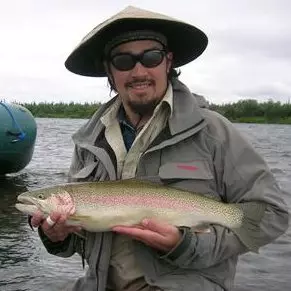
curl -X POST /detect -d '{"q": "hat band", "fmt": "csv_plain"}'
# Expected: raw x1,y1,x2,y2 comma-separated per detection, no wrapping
104,30,168,56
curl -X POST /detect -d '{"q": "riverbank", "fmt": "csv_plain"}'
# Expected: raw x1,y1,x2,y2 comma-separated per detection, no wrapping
14,99,291,124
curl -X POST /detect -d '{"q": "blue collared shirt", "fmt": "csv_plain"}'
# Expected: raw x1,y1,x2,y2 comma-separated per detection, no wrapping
117,106,137,151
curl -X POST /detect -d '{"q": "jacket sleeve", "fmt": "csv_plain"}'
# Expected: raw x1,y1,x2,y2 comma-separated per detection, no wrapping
161,116,289,269
68,145,85,182
38,227,85,258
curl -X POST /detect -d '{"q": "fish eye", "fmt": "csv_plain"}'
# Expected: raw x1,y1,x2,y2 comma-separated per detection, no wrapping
37,193,45,199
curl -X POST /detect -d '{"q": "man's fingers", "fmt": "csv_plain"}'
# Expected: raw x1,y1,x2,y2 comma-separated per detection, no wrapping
30,210,44,228
46,216,56,227
51,214,69,233
41,212,80,242
112,218,174,237
113,226,169,250
113,219,182,252
141,218,174,236
113,226,162,241
41,212,62,232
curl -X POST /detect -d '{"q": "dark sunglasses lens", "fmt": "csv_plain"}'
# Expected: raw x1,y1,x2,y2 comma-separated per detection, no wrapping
110,50,165,71
141,50,164,68
111,54,135,71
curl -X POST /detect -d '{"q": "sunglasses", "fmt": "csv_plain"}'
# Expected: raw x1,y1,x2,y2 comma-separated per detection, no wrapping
109,49,167,71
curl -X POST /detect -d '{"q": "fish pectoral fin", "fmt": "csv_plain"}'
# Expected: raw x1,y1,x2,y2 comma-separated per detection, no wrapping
66,214,97,227
191,223,211,233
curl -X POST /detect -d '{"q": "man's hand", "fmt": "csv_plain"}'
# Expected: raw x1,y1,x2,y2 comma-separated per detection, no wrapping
30,211,81,242
112,218,182,252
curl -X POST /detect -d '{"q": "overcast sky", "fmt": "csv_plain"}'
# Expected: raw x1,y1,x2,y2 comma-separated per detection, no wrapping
0,0,290,105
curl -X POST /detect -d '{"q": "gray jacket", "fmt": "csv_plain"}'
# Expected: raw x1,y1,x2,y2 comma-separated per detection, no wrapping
40,79,289,291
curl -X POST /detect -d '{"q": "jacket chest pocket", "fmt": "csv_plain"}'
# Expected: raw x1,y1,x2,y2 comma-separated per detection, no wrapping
72,156,110,182
71,145,116,182
158,160,220,200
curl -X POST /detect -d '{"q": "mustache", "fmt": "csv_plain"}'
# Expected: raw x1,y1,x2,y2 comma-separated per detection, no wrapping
125,78,155,87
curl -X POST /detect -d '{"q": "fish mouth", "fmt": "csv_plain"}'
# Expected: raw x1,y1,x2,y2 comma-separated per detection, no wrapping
17,195,36,205
15,196,43,230
15,197,37,231
15,196,40,215
17,196,41,208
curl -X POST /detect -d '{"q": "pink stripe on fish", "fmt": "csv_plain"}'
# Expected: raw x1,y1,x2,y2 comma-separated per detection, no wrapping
96,195,199,212
177,164,198,171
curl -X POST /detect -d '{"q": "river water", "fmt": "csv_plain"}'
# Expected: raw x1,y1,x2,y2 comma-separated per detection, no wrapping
0,118,290,291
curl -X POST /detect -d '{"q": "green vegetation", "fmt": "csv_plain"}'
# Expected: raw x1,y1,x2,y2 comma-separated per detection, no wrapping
18,99,291,124
21,102,101,119
209,99,291,124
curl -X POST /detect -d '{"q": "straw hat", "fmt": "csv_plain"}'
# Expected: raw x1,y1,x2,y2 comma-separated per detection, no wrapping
65,6,208,77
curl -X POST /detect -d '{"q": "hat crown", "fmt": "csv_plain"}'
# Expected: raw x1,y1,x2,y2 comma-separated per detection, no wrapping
114,5,180,21
82,6,181,43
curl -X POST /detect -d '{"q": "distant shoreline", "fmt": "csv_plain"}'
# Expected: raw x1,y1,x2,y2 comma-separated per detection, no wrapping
32,114,291,125
228,117,291,124
14,99,291,125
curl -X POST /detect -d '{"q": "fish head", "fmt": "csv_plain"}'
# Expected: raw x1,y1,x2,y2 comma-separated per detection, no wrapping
15,186,75,216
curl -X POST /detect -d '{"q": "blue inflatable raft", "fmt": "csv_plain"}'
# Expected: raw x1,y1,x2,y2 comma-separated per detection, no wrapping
0,102,37,175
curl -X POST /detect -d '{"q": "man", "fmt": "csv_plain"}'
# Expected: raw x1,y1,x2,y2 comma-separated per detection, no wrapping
31,5,289,291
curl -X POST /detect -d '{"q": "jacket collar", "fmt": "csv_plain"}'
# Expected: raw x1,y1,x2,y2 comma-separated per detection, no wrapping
169,79,204,135
72,79,205,146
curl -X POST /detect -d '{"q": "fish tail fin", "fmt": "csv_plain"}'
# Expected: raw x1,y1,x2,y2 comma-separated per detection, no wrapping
232,201,267,253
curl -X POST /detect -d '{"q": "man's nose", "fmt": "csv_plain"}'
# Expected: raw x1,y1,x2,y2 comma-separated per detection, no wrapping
131,61,148,76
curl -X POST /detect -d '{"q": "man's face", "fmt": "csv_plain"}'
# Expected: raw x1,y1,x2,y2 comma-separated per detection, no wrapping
107,40,173,115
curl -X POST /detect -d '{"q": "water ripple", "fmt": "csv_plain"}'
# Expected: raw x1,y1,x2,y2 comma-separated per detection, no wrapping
1,119,290,290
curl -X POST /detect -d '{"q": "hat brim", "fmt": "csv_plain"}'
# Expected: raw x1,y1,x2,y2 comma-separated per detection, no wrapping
65,18,208,77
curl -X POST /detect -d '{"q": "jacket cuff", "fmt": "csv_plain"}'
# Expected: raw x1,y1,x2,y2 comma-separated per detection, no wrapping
38,227,72,255
159,227,194,261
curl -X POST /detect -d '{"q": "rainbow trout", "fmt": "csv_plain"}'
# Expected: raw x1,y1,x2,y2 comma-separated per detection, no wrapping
15,179,266,251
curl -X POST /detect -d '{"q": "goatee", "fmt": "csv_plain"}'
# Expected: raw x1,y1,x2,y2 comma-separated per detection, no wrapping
127,99,160,116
